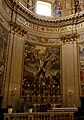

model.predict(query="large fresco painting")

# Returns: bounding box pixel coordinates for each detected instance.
[0,24,8,95]
[22,41,62,105]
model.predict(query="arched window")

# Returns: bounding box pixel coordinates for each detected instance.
[36,1,51,16]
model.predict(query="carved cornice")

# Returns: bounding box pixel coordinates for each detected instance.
[4,0,84,27]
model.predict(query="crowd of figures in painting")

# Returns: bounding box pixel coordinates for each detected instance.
[21,42,62,106]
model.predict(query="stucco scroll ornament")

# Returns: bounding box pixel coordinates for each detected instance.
[37,37,48,43]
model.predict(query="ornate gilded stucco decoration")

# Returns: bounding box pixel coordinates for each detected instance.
[37,37,48,43]
[5,0,84,27]
[61,33,80,43]
[10,22,27,36]
[26,34,61,45]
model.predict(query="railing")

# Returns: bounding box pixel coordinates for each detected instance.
[4,112,74,120]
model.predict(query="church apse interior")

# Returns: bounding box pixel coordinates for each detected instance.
[1,0,84,120]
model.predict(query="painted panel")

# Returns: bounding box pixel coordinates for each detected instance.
[21,41,62,106]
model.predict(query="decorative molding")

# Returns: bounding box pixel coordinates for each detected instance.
[4,0,84,27]
[1,0,84,45]
[1,0,84,34]
[26,34,62,45]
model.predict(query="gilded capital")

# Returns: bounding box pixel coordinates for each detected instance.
[61,33,79,43]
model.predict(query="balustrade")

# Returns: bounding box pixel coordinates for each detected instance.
[4,112,74,120]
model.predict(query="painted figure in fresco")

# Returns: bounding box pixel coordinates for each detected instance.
[55,6,61,17]
[53,71,60,84]
[75,0,80,12]
[75,0,84,12]
[27,0,35,11]
[54,1,62,17]
[35,53,52,81]
[79,0,84,11]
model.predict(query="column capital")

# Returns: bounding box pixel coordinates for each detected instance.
[61,33,79,43]
[10,22,27,36]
